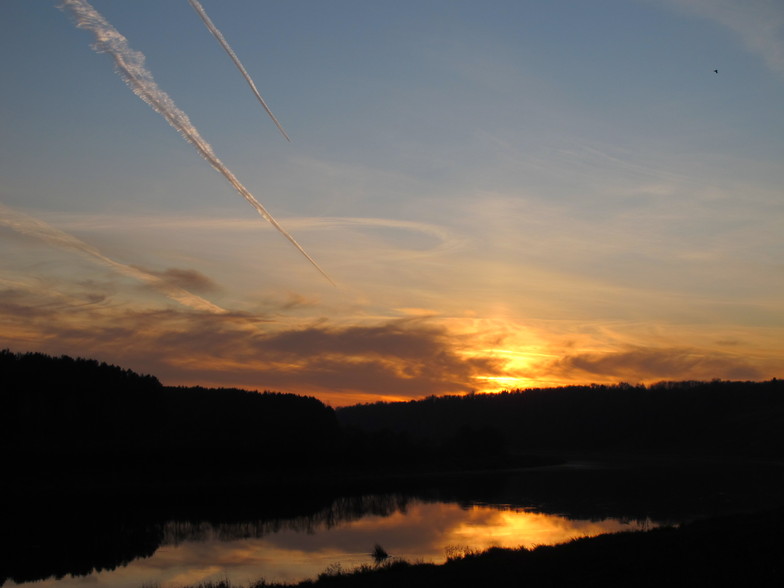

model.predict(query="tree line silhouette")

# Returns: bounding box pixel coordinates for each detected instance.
[1,350,341,475]
[3,350,783,479]
[337,379,784,458]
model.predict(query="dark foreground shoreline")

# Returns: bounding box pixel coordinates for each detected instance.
[187,507,784,588]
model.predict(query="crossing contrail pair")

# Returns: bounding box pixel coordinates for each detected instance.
[61,0,334,285]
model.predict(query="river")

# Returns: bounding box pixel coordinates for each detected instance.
[4,459,783,587]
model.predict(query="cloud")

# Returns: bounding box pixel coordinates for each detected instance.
[0,288,504,403]
[284,216,467,262]
[0,287,60,320]
[152,317,504,400]
[1,204,498,402]
[548,346,765,382]
[4,269,777,402]
[134,266,220,294]
[0,202,226,313]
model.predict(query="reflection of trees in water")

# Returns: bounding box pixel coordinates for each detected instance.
[163,464,756,548]
[1,491,419,585]
[327,493,412,524]
[0,510,163,586]
[162,493,413,544]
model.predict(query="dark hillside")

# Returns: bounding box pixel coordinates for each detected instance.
[1,350,340,476]
[337,380,784,458]
[5,350,783,477]
[1,350,163,455]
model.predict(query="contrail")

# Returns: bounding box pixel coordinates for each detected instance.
[60,0,334,286]
[187,0,291,142]
[0,203,227,314]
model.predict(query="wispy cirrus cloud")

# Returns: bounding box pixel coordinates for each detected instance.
[0,202,225,313]
[41,212,464,261]
[133,266,220,294]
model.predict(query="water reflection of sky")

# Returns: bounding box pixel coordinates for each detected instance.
[10,502,652,588]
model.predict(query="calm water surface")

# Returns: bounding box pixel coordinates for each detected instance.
[8,460,783,588]
[8,500,651,588]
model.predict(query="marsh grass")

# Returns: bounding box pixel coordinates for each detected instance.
[370,543,390,564]
[444,544,481,561]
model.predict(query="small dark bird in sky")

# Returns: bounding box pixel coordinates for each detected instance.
[714,69,719,73]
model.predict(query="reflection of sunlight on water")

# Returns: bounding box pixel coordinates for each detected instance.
[444,507,648,551]
[10,501,654,588]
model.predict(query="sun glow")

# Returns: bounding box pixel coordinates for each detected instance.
[475,375,534,391]
[465,330,564,392]
[444,507,649,551]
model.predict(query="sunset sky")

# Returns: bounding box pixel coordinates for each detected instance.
[1,0,782,405]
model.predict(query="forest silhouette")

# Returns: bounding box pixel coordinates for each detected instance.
[1,349,340,476]
[4,349,784,479]
[338,379,784,459]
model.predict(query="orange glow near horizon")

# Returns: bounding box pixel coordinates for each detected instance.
[16,311,779,409]
[155,329,585,406]
[440,506,650,552]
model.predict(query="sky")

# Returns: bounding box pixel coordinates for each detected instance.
[1,0,782,405]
